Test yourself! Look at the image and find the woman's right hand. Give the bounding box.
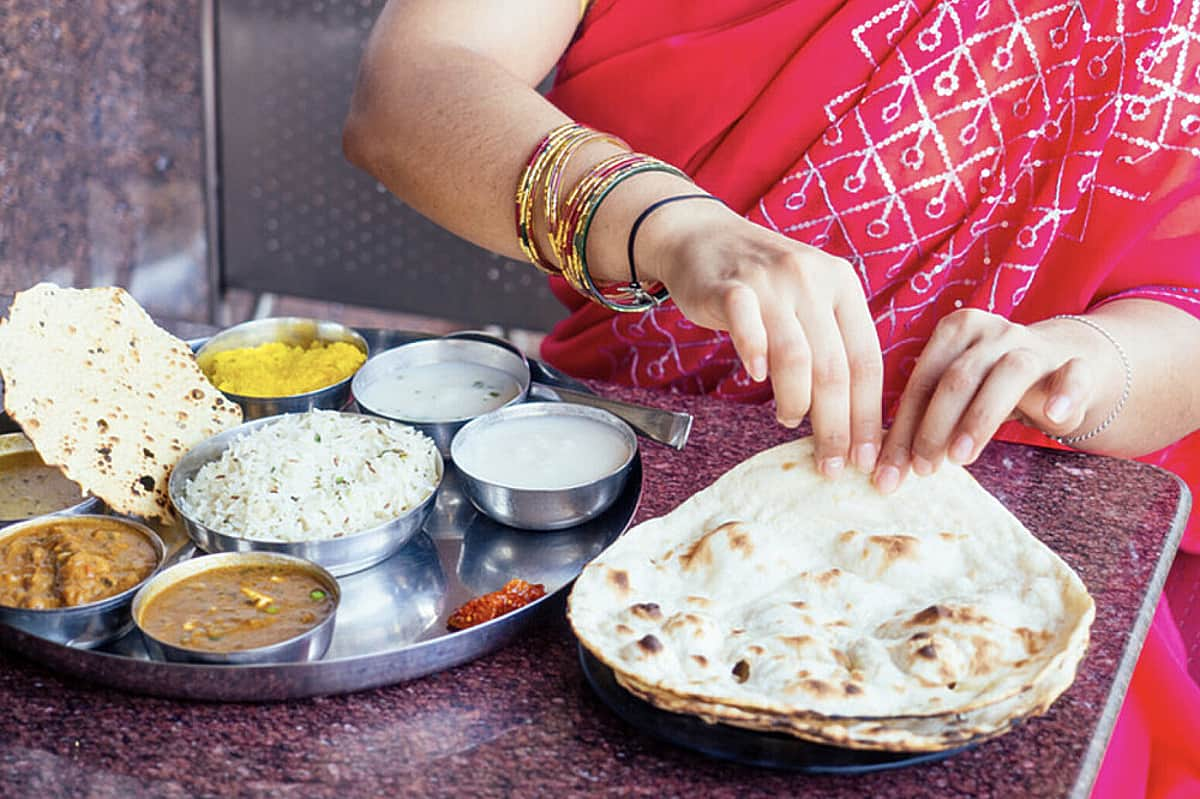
[636,200,884,477]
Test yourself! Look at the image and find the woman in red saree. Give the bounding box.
[344,2,1200,796]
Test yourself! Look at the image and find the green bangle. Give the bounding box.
[573,161,689,313]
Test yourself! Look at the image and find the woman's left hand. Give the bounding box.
[872,309,1108,493]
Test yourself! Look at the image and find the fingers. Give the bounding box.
[835,290,883,473]
[875,317,980,492]
[874,310,1089,496]
[801,305,851,478]
[1018,357,1091,439]
[765,255,878,478]
[662,224,883,476]
[722,285,769,382]
[910,346,1017,472]
[942,348,1046,464]
[761,300,813,429]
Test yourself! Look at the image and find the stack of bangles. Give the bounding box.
[515,121,723,313]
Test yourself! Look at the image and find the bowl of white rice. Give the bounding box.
[168,410,442,576]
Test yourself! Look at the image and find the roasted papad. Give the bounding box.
[0,284,243,521]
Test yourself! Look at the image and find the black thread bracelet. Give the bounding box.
[626,193,726,294]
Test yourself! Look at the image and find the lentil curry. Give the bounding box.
[0,450,86,520]
[0,516,159,609]
[139,564,335,652]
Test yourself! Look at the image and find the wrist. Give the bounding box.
[581,171,702,284]
[1035,315,1130,442]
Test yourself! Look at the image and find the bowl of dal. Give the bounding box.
[0,432,102,525]
[169,411,443,576]
[0,514,165,647]
[194,317,369,420]
[132,551,339,664]
[351,337,531,457]
[450,403,637,530]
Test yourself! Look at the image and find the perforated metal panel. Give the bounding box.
[213,0,566,330]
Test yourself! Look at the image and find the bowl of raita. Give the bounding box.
[450,403,637,530]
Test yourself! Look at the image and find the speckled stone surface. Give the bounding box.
[0,1,206,319]
[0,385,1186,799]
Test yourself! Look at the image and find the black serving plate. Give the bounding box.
[579,645,972,774]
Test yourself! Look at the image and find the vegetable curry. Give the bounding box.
[0,517,159,609]
[139,564,335,652]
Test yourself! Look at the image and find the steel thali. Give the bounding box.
[0,329,643,701]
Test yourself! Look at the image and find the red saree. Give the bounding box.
[543,2,1200,796]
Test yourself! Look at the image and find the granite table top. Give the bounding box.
[0,382,1188,799]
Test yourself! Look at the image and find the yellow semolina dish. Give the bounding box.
[205,340,366,397]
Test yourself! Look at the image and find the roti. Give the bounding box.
[0,284,243,520]
[568,437,1094,751]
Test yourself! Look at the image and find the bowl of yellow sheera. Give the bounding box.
[195,317,368,419]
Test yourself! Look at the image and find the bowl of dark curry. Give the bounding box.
[132,551,339,664]
[0,432,102,526]
[0,514,165,647]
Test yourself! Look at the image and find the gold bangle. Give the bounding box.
[553,153,644,293]
[543,129,627,241]
[516,124,630,275]
[515,122,584,273]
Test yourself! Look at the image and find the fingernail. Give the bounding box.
[779,417,800,428]
[875,465,900,494]
[1046,395,1072,424]
[821,457,844,479]
[854,442,878,473]
[912,455,934,476]
[949,433,974,464]
[750,356,767,383]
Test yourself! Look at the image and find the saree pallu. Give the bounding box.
[544,2,1200,796]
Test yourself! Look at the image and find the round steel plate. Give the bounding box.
[0,460,639,701]
[0,329,642,701]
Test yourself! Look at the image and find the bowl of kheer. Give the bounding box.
[0,514,165,647]
[352,336,530,457]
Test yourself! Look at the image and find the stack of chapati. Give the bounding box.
[569,438,1094,751]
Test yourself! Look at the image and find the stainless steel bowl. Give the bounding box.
[0,515,166,648]
[0,432,103,527]
[352,337,531,457]
[194,317,369,420]
[450,403,637,531]
[132,551,340,665]
[168,413,443,576]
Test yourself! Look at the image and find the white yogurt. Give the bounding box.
[455,414,632,490]
[360,361,522,421]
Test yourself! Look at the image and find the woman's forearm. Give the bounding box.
[342,0,695,282]
[343,1,888,468]
[1045,298,1200,457]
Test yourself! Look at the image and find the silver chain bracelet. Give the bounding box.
[1047,314,1132,446]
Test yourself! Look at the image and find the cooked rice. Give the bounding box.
[181,410,439,542]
